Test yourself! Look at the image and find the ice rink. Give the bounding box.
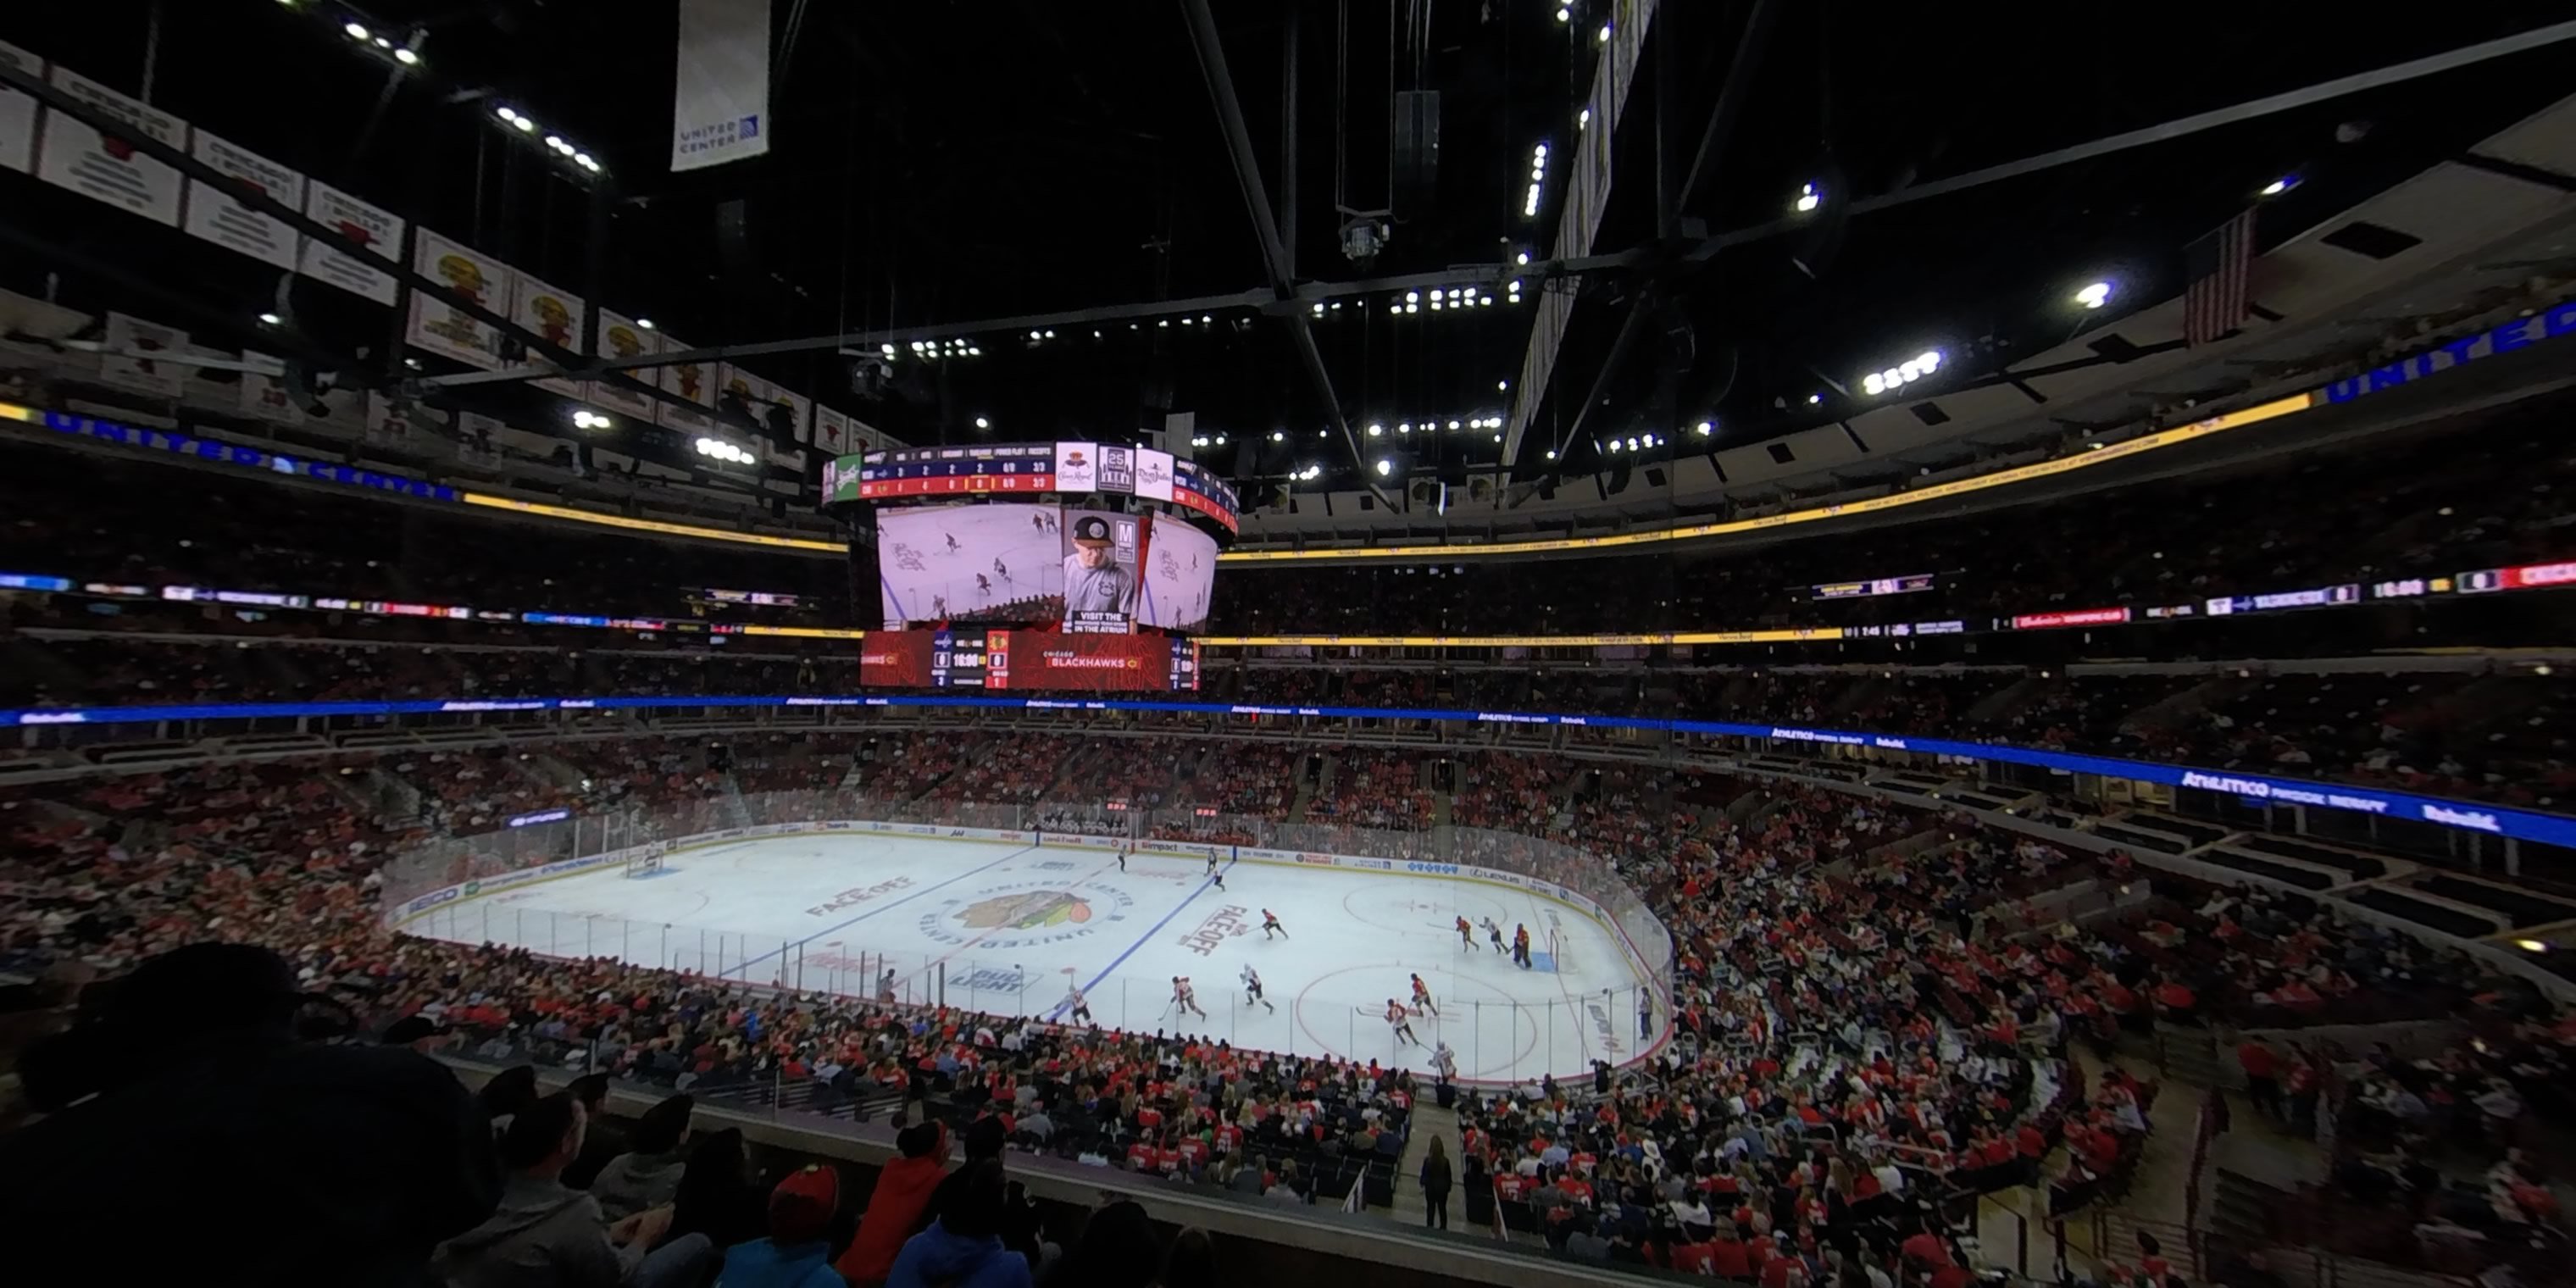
[404,832,1659,1082]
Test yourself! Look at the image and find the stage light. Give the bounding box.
[1368,424,1383,436]
[496,107,520,125]
[1448,419,1461,430]
[1515,251,1530,265]
[1556,7,1570,21]
[1545,449,1557,459]
[2517,938,2548,952]
[393,47,419,66]
[1696,420,1713,436]
[1579,108,1592,131]
[258,312,283,326]
[973,416,990,430]
[1807,393,1823,405]
[1498,380,1509,391]
[1270,430,1285,442]
[2074,280,2112,309]
[1398,423,1411,434]
[574,153,599,173]
[510,114,535,134]
[1374,458,1392,476]
[1597,22,1612,42]
[1794,181,1821,214]
[373,36,392,49]
[636,319,655,330]
[2261,175,2299,197]
[344,21,369,40]
[1405,291,1419,303]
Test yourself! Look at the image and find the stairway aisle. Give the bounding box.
[1384,1100,1460,1227]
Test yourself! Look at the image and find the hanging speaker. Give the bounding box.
[1394,91,1441,217]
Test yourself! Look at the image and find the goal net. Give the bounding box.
[1546,929,1573,974]
[625,842,666,879]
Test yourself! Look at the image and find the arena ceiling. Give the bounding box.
[3,3,2573,505]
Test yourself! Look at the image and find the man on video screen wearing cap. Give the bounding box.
[1062,514,1136,619]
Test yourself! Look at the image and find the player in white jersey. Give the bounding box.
[1482,916,1507,954]
[1384,998,1420,1046]
[1064,984,1093,1025]
[1171,975,1208,1019]
[1241,964,1274,1013]
[1431,1040,1457,1081]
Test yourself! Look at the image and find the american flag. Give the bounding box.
[2182,209,2257,347]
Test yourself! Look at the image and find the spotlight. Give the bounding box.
[1695,420,1713,436]
[257,312,283,326]
[392,47,419,66]
[1498,380,1510,391]
[1807,393,1823,405]
[343,21,369,40]
[636,319,655,330]
[2074,281,2112,309]
[2516,938,2548,953]
[1368,424,1383,436]
[1270,430,1285,442]
[2261,175,2300,197]
[1374,458,1392,476]
[1597,23,1612,42]
[1794,181,1821,214]
[1556,7,1569,21]
[973,416,990,430]
[1545,449,1557,460]
[496,107,519,125]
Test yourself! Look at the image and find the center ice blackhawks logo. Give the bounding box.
[918,880,1134,949]
[963,891,1091,931]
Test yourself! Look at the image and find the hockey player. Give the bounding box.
[1241,963,1274,1013]
[1172,975,1208,1019]
[1410,973,1440,1017]
[1456,915,1475,949]
[1512,924,1534,969]
[1064,984,1093,1025]
[1483,916,1507,955]
[1385,998,1420,1046]
[1430,1040,1457,1082]
[1259,908,1286,940]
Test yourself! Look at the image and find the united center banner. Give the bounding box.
[671,0,770,172]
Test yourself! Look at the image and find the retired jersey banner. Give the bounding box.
[300,180,404,305]
[182,130,305,269]
[236,350,306,423]
[366,391,448,451]
[509,270,586,397]
[671,0,770,172]
[404,229,511,369]
[0,40,39,174]
[36,65,186,225]
[97,312,190,397]
[655,333,717,431]
[587,312,661,418]
[768,384,811,446]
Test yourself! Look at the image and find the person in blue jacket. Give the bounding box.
[713,1164,843,1288]
[886,1159,1033,1288]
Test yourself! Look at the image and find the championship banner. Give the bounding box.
[509,270,586,396]
[587,311,662,418]
[768,384,811,446]
[299,180,404,305]
[654,333,716,430]
[97,312,189,397]
[404,229,511,369]
[671,0,771,172]
[715,364,773,430]
[0,40,38,173]
[813,404,852,454]
[36,64,186,225]
[182,130,305,269]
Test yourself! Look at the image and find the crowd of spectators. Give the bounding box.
[4,722,2569,1286]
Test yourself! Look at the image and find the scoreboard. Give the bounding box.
[865,628,1198,693]
[824,441,1240,533]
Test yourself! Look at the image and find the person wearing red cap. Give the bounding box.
[713,1163,845,1288]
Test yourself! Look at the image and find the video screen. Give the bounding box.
[876,503,1066,625]
[876,502,1215,632]
[858,627,1197,692]
[1135,514,1218,634]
